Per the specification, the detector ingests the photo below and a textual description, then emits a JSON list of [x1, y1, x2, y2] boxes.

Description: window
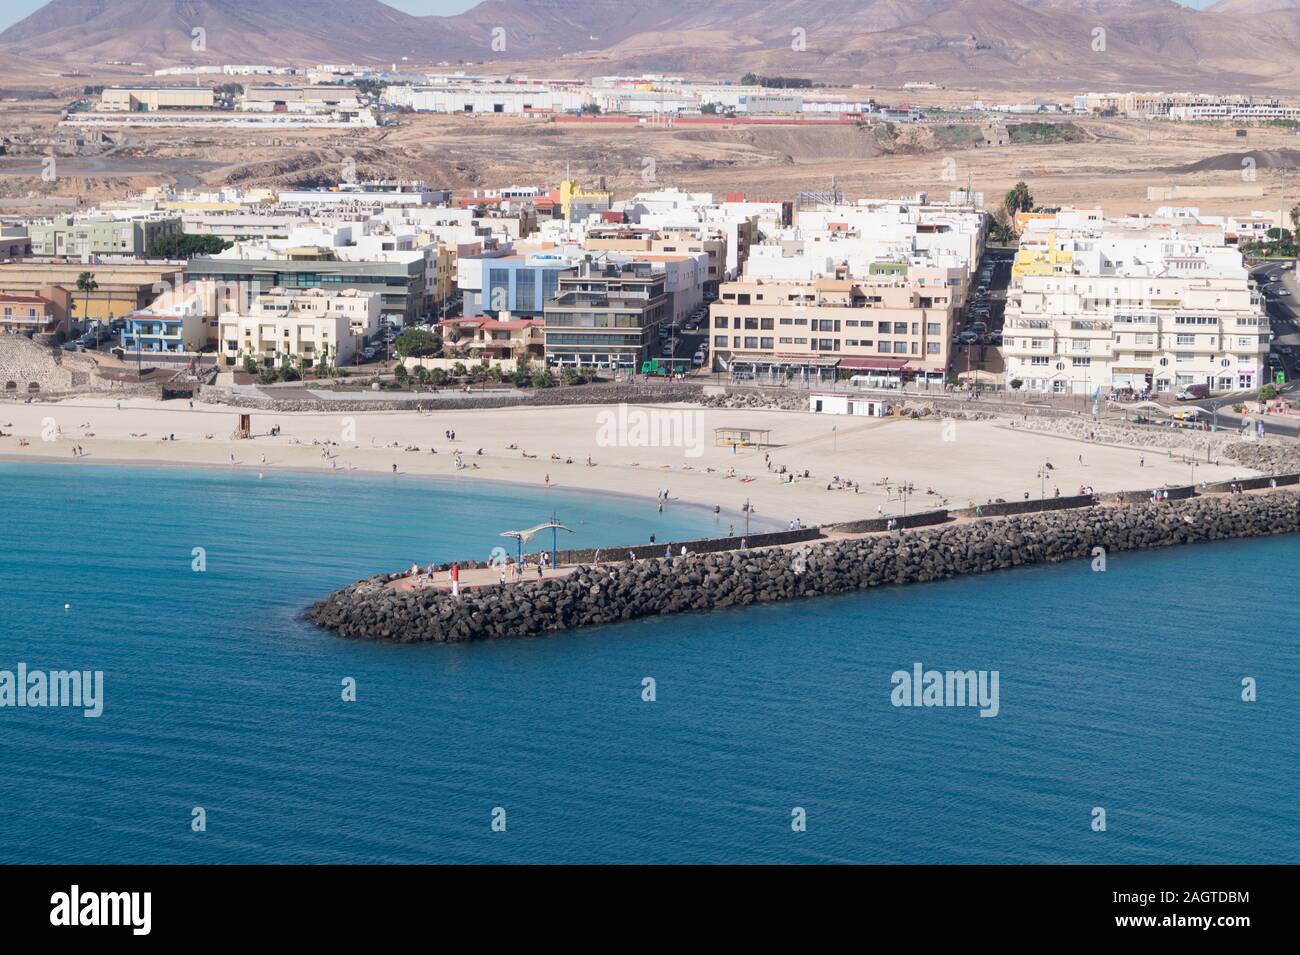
[[927, 342, 940, 354], [1071, 357, 1091, 367], [516, 270, 536, 311], [893, 341, 908, 354], [927, 323, 941, 336]]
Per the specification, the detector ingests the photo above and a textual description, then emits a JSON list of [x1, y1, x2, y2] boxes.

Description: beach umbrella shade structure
[[501, 519, 574, 568]]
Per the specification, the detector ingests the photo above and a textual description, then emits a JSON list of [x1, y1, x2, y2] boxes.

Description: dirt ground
[[3, 81, 1300, 216]]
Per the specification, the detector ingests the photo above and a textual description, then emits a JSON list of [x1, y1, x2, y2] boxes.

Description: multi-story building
[[1003, 224, 1269, 395], [709, 266, 961, 385], [0, 294, 59, 336], [122, 306, 211, 354], [27, 213, 183, 257], [188, 240, 429, 327], [459, 253, 576, 318], [0, 261, 185, 327], [439, 314, 545, 362], [217, 287, 381, 369], [587, 228, 728, 297], [543, 261, 668, 368]]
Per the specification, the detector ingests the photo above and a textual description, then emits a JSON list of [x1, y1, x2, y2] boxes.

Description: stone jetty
[[305, 488, 1300, 644]]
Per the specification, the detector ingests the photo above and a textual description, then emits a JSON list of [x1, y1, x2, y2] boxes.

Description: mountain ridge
[[2, 0, 1299, 92]]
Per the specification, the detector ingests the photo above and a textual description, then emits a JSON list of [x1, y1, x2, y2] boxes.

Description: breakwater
[[305, 489, 1300, 644]]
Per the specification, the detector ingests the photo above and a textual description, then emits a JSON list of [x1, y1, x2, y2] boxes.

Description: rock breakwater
[[305, 490, 1300, 644]]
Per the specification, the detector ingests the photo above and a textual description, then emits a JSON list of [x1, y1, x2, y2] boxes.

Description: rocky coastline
[[305, 488, 1300, 644]]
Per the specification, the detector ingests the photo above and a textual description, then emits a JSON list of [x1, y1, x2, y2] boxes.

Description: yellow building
[[558, 179, 614, 222], [1012, 232, 1076, 279], [0, 262, 185, 326]]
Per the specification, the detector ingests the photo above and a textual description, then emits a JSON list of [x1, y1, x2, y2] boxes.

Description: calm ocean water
[[0, 461, 1295, 864]]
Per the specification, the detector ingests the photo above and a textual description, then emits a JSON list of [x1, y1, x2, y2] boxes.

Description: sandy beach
[[0, 396, 1254, 525]]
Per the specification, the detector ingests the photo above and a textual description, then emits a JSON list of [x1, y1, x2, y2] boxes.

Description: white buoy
[[64, 603, 71, 611], [258, 472, 264, 480]]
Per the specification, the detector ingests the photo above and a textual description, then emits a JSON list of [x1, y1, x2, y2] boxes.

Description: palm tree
[[1003, 181, 1033, 218], [75, 271, 98, 336], [1289, 204, 1300, 236]]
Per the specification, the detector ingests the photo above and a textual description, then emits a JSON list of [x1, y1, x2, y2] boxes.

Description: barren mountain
[[0, 0, 460, 65], [3, 0, 1300, 92]]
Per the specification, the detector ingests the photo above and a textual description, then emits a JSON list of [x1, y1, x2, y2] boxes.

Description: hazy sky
[[0, 1, 480, 33], [0, 0, 1217, 35]]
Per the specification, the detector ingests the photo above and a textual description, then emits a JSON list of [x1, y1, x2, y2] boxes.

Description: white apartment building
[[1004, 226, 1269, 396], [217, 287, 380, 369]]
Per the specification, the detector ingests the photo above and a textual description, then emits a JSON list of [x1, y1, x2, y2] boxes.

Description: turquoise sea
[[0, 461, 1295, 864]]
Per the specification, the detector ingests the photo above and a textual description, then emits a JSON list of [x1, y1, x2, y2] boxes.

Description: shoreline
[[0, 395, 1264, 526], [0, 449, 789, 534]]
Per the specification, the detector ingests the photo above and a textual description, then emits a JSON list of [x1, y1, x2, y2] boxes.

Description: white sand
[[0, 397, 1252, 525]]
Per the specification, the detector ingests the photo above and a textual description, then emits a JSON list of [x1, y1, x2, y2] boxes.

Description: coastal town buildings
[[27, 212, 183, 258], [187, 223, 432, 327], [1003, 212, 1270, 394], [217, 287, 381, 369], [440, 313, 545, 363], [0, 294, 60, 336], [543, 260, 668, 368], [709, 269, 960, 385], [0, 261, 185, 327]]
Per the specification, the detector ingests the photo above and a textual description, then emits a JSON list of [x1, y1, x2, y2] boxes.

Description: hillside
[[3, 0, 1300, 92]]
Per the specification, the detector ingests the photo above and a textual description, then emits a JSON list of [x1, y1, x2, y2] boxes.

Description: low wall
[[305, 490, 1300, 644], [200, 382, 702, 413], [1095, 484, 1198, 503], [415, 527, 822, 572], [1204, 473, 1300, 493], [951, 494, 1095, 518], [828, 509, 952, 534]]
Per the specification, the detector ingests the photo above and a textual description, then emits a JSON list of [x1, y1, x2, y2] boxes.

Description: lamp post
[[1036, 465, 1048, 500]]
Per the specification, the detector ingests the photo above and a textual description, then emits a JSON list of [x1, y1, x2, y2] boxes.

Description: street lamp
[[1036, 465, 1049, 500]]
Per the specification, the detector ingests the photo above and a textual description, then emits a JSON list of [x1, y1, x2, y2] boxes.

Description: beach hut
[[714, 427, 773, 449]]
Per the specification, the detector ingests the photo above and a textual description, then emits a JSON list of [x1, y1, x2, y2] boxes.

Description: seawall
[[305, 489, 1300, 644]]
